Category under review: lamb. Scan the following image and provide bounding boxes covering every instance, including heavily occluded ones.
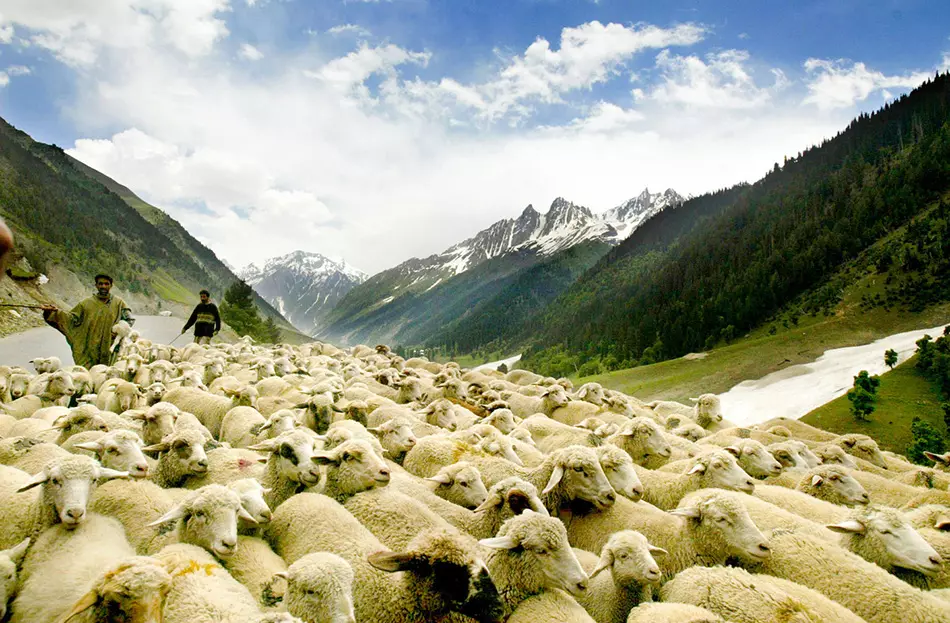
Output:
[144,428,210,488]
[636,449,755,510]
[29,356,62,374]
[10,515,172,623]
[753,527,950,623]
[576,531,663,623]
[625,603,727,623]
[163,385,259,437]
[148,484,256,558]
[249,429,326,509]
[7,372,30,401]
[502,385,570,418]
[0,539,29,620]
[66,429,151,478]
[659,565,862,623]
[594,444,644,502]
[827,505,943,577]
[268,492,505,623]
[564,489,771,578]
[791,464,870,505]
[479,510,592,621]
[833,434,889,469]
[154,543,264,623]
[276,552,356,623]
[720,439,783,479]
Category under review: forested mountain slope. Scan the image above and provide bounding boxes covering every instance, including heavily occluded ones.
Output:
[523,71,950,375]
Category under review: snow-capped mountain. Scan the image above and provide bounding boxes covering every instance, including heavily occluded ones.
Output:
[240,251,367,335]
[321,188,682,343]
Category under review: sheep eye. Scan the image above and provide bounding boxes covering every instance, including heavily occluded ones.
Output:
[51,478,62,486]
[716,517,729,524]
[879,529,892,535]
[106,447,118,454]
[573,466,584,473]
[460,482,469,488]
[829,475,840,481]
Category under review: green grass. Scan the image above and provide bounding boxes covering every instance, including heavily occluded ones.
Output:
[579,301,950,404]
[150,270,194,305]
[801,355,948,455]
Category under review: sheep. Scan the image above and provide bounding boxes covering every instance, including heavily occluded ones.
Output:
[768,440,820,470]
[926,451,950,472]
[127,401,178,446]
[575,382,606,406]
[342,485,468,551]
[506,369,544,386]
[163,385,259,438]
[181,446,268,489]
[479,510,591,621]
[422,461,489,509]
[813,443,859,468]
[576,531,663,623]
[648,393,722,429]
[10,516,171,623]
[3,370,76,417]
[276,552,356,623]
[760,417,840,442]
[564,489,771,579]
[660,565,859,623]
[154,543,264,623]
[250,429,326,509]
[791,464,870,505]
[7,372,31,401]
[482,408,520,434]
[0,437,72,475]
[827,504,943,577]
[502,385,569,418]
[95,379,142,413]
[851,470,950,508]
[0,539,29,620]
[219,405,270,448]
[833,434,888,469]
[753,527,950,623]
[220,535,289,609]
[626,603,727,623]
[268,492,505,623]
[312,439,391,503]
[148,484,255,559]
[144,428,210,488]
[905,505,950,531]
[636,449,755,510]
[896,468,950,491]
[88,478,177,554]
[518,414,606,452]
[66,429,151,478]
[367,416,418,461]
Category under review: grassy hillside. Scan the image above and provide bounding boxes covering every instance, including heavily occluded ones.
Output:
[802,355,947,455]
[522,72,950,375]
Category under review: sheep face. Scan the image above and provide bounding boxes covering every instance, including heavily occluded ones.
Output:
[596,445,643,502]
[0,539,29,620]
[296,395,337,435]
[805,466,869,505]
[693,394,722,424]
[143,382,166,405]
[484,409,518,434]
[135,402,178,445]
[813,443,859,469]
[576,383,605,406]
[69,371,94,397]
[252,430,323,487]
[837,434,887,469]
[768,441,817,470]
[155,485,252,558]
[147,429,209,478]
[591,530,663,587]
[609,418,672,465]
[545,447,616,511]
[475,436,524,466]
[371,418,417,458]
[686,451,755,494]
[283,552,356,623]
[672,493,771,563]
[313,439,391,496]
[18,455,129,529]
[426,463,488,510]
[47,369,77,398]
[261,410,298,438]
[60,557,172,623]
[725,441,782,479]
[542,385,570,410]
[75,430,150,478]
[52,407,110,441]
[230,478,273,525]
[672,423,707,442]
[828,506,943,576]
[603,395,635,417]
[8,373,29,399]
[371,530,504,623]
[476,477,548,517]
[481,511,589,597]
[424,400,459,431]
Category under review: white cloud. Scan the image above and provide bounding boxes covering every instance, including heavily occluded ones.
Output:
[327,24,372,37]
[0,22,13,44]
[563,101,644,133]
[941,52,950,73]
[0,72,8,88]
[309,43,430,92]
[0,0,231,66]
[239,43,263,61]
[5,65,31,76]
[648,49,785,109]
[803,58,931,110]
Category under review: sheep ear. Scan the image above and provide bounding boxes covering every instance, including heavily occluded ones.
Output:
[57,588,100,623]
[17,471,49,492]
[51,415,70,429]
[4,538,30,565]
[473,494,501,514]
[648,545,668,556]
[273,571,289,580]
[248,439,281,453]
[142,442,169,453]
[148,504,186,527]
[127,411,147,421]
[542,465,565,495]
[826,520,866,534]
[924,451,950,466]
[589,557,611,579]
[367,551,415,572]
[425,474,453,485]
[689,397,699,403]
[724,446,741,458]
[331,404,344,413]
[935,517,950,531]
[73,441,104,453]
[669,507,701,520]
[478,536,519,550]
[238,507,257,524]
[842,438,856,448]
[687,463,706,475]
[811,475,824,487]
[311,452,341,466]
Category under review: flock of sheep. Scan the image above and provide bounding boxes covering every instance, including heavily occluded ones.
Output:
[0,323,949,622]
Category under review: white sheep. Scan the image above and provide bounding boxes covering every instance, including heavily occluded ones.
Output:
[626,602,727,622]
[637,449,755,510]
[88,478,176,555]
[768,440,821,470]
[148,484,256,559]
[249,429,325,509]
[576,531,663,623]
[276,552,356,623]
[421,461,489,509]
[851,469,950,507]
[164,385,259,438]
[11,514,171,623]
[833,434,888,469]
[144,428,210,488]
[221,535,289,609]
[502,385,570,418]
[0,539,29,620]
[66,429,151,478]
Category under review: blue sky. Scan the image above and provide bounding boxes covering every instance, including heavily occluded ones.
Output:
[0,0,947,273]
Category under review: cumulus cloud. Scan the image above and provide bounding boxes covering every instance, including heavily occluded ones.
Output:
[803,58,932,110]
[239,43,263,60]
[309,43,430,93]
[648,49,786,109]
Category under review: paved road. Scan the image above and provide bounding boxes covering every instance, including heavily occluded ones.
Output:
[0,315,186,369]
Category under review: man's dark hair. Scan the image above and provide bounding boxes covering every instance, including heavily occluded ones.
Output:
[199,289,210,297]
[94,274,113,284]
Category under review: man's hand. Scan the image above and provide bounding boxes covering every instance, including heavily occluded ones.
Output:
[181,327,188,334]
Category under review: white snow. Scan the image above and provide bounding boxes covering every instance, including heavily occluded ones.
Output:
[475,353,522,371]
[719,324,949,426]
[37,274,49,285]
[380,296,395,305]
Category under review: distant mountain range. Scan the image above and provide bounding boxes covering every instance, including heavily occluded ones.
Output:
[315,188,683,345]
[240,251,367,335]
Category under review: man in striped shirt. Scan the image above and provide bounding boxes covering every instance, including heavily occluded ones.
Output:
[183,289,221,345]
